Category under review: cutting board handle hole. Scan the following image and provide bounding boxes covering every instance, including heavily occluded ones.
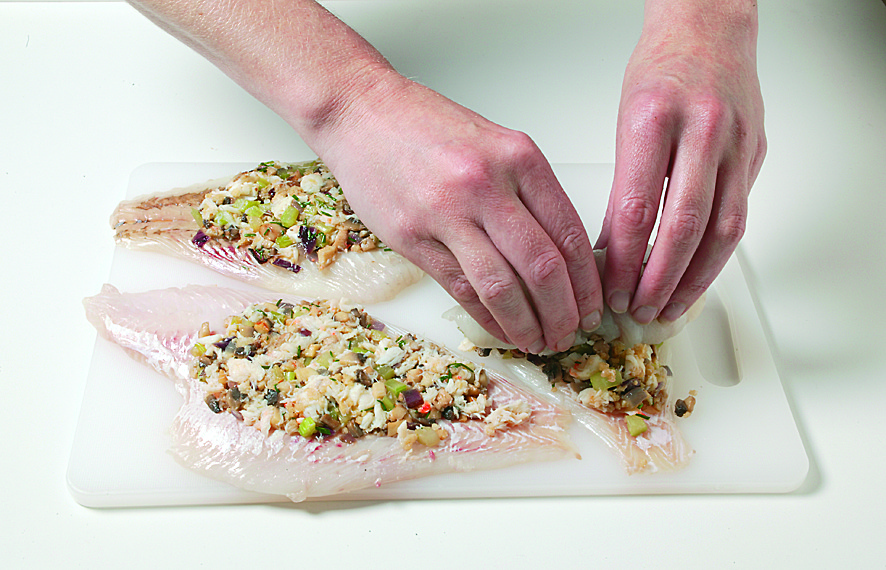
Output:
[687,286,741,387]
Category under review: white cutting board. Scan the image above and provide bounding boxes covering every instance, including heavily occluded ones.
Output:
[67,163,808,507]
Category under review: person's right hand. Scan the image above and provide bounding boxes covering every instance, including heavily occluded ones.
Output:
[312,70,603,354]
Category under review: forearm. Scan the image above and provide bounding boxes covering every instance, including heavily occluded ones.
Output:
[127,0,399,148]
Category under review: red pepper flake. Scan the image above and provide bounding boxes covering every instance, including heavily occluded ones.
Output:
[418,402,431,414]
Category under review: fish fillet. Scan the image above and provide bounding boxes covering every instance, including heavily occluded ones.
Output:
[112,161,424,304]
[84,284,576,502]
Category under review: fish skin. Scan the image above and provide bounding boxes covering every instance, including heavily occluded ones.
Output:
[111,169,424,304]
[83,284,577,502]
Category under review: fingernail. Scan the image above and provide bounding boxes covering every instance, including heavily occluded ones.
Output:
[553,332,576,353]
[580,310,602,331]
[632,305,659,325]
[609,291,630,314]
[527,339,546,355]
[659,302,686,322]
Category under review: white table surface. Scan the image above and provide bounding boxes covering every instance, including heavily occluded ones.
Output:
[2,0,884,567]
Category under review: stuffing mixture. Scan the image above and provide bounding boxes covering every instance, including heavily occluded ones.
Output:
[191,300,530,449]
[191,160,382,270]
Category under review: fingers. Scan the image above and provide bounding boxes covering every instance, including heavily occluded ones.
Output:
[602,98,758,325]
[629,143,717,323]
[407,237,511,345]
[598,104,674,315]
[409,230,546,353]
[654,159,749,322]
[406,164,600,354]
[511,157,603,334]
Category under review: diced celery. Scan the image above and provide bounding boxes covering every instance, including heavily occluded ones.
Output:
[416,427,440,447]
[589,371,621,392]
[369,329,387,342]
[625,415,648,437]
[275,235,294,249]
[375,365,398,380]
[384,377,407,395]
[232,198,259,213]
[244,205,263,218]
[280,206,300,228]
[256,177,270,189]
[315,351,333,369]
[298,417,317,437]
[245,216,262,232]
[379,396,395,411]
[215,211,234,227]
[190,207,203,226]
[284,370,296,384]
[315,222,334,235]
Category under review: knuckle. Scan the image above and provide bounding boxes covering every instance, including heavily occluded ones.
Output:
[501,130,539,163]
[614,194,660,234]
[385,212,424,248]
[715,211,747,247]
[447,274,478,305]
[667,210,708,246]
[475,274,514,306]
[557,223,591,262]
[690,97,730,153]
[623,92,677,138]
[525,250,565,287]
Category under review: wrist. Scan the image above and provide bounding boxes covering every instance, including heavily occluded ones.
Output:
[642,0,759,47]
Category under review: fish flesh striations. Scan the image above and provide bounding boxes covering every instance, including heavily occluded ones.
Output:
[111,161,424,304]
[83,284,576,502]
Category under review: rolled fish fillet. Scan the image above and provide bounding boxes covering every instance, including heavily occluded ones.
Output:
[444,249,705,350]
[84,284,576,502]
[112,160,423,304]
[443,249,704,474]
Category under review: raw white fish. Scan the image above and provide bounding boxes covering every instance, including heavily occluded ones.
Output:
[83,284,576,502]
[444,250,705,350]
[443,249,703,473]
[111,165,424,304]
[463,346,693,474]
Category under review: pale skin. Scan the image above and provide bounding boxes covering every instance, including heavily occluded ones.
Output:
[128,0,765,353]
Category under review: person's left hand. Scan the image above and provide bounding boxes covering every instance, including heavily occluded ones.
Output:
[596,0,767,325]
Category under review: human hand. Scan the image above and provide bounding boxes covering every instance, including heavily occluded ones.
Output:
[596,0,766,324]
[126,0,602,352]
[313,72,602,353]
